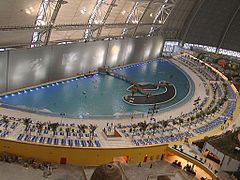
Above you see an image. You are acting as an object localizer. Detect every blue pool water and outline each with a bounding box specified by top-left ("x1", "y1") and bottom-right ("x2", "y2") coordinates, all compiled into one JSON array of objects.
[{"x1": 0, "y1": 59, "x2": 193, "y2": 118}]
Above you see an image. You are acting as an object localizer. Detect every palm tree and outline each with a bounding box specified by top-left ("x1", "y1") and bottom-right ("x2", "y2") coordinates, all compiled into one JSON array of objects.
[
  {"x1": 138, "y1": 121, "x2": 149, "y2": 137},
  {"x1": 2, "y1": 116, "x2": 9, "y2": 130},
  {"x1": 151, "y1": 122, "x2": 159, "y2": 136},
  {"x1": 65, "y1": 128, "x2": 70, "y2": 138},
  {"x1": 179, "y1": 118, "x2": 184, "y2": 124},
  {"x1": 23, "y1": 118, "x2": 31, "y2": 132},
  {"x1": 131, "y1": 86, "x2": 138, "y2": 97},
  {"x1": 162, "y1": 121, "x2": 168, "y2": 128},
  {"x1": 36, "y1": 123, "x2": 43, "y2": 135},
  {"x1": 49, "y1": 123, "x2": 59, "y2": 137},
  {"x1": 131, "y1": 123, "x2": 138, "y2": 136},
  {"x1": 89, "y1": 124, "x2": 98, "y2": 140},
  {"x1": 77, "y1": 124, "x2": 88, "y2": 138}
]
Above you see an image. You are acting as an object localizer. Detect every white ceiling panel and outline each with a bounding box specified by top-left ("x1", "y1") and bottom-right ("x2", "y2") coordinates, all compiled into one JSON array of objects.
[
  {"x1": 105, "y1": 0, "x2": 135, "y2": 24},
  {"x1": 54, "y1": 0, "x2": 97, "y2": 25},
  {"x1": 50, "y1": 29, "x2": 85, "y2": 42},
  {"x1": 0, "y1": 0, "x2": 41, "y2": 26}
]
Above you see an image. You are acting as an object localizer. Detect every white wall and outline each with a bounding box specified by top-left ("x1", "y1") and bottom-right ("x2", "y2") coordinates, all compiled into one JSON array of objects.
[
  {"x1": 0, "y1": 52, "x2": 7, "y2": 92},
  {"x1": 0, "y1": 36, "x2": 163, "y2": 93}
]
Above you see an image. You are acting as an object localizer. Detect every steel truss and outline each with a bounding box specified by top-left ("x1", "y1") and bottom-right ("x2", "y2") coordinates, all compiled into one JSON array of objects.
[
  {"x1": 0, "y1": 23, "x2": 155, "y2": 31},
  {"x1": 83, "y1": 0, "x2": 104, "y2": 41},
  {"x1": 148, "y1": 0, "x2": 177, "y2": 36},
  {"x1": 96, "y1": 0, "x2": 117, "y2": 39},
  {"x1": 31, "y1": 0, "x2": 63, "y2": 47}
]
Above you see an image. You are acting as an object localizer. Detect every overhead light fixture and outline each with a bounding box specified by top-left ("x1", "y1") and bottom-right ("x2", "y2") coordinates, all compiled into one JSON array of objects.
[
  {"x1": 29, "y1": 7, "x2": 34, "y2": 11},
  {"x1": 25, "y1": 9, "x2": 31, "y2": 15},
  {"x1": 150, "y1": 13, "x2": 153, "y2": 17},
  {"x1": 121, "y1": 10, "x2": 126, "y2": 15},
  {"x1": 80, "y1": 10, "x2": 85, "y2": 14},
  {"x1": 80, "y1": 7, "x2": 87, "y2": 14},
  {"x1": 25, "y1": 6, "x2": 35, "y2": 15}
]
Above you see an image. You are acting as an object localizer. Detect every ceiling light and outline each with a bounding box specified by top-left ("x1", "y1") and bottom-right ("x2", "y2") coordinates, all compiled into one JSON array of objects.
[
  {"x1": 29, "y1": 7, "x2": 34, "y2": 12},
  {"x1": 25, "y1": 9, "x2": 31, "y2": 15},
  {"x1": 80, "y1": 10, "x2": 85, "y2": 14},
  {"x1": 150, "y1": 13, "x2": 153, "y2": 17},
  {"x1": 121, "y1": 10, "x2": 126, "y2": 15}
]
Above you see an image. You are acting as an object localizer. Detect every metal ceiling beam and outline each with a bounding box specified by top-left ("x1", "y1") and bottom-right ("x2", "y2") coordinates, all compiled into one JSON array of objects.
[
  {"x1": 43, "y1": 0, "x2": 64, "y2": 45},
  {"x1": 96, "y1": 0, "x2": 117, "y2": 39},
  {"x1": 84, "y1": 0, "x2": 104, "y2": 41},
  {"x1": 31, "y1": 0, "x2": 51, "y2": 47},
  {"x1": 132, "y1": 0, "x2": 154, "y2": 37},
  {"x1": 121, "y1": 2, "x2": 139, "y2": 37},
  {"x1": 148, "y1": 0, "x2": 178, "y2": 36},
  {"x1": 0, "y1": 23, "x2": 154, "y2": 31},
  {"x1": 180, "y1": 0, "x2": 205, "y2": 45},
  {"x1": 0, "y1": 25, "x2": 42, "y2": 31},
  {"x1": 217, "y1": 4, "x2": 240, "y2": 51}
]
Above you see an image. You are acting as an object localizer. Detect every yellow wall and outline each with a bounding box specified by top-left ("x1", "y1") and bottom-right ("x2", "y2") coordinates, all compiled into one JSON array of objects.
[
  {"x1": 0, "y1": 138, "x2": 168, "y2": 165},
  {"x1": 0, "y1": 138, "x2": 217, "y2": 179}
]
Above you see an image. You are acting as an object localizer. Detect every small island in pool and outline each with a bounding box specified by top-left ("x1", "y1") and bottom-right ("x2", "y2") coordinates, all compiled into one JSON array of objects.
[{"x1": 123, "y1": 81, "x2": 176, "y2": 105}]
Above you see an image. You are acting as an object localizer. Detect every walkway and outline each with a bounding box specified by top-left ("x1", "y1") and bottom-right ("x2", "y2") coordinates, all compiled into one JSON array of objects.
[{"x1": 106, "y1": 69, "x2": 150, "y2": 96}]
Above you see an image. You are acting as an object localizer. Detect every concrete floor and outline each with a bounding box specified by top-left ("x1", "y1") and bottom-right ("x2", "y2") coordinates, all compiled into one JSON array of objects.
[
  {"x1": 0, "y1": 160, "x2": 198, "y2": 180},
  {"x1": 0, "y1": 162, "x2": 86, "y2": 180},
  {"x1": 121, "y1": 161, "x2": 196, "y2": 180}
]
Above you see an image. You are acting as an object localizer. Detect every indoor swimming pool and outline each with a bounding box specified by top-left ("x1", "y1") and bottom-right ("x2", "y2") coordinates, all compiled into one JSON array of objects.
[{"x1": 0, "y1": 59, "x2": 194, "y2": 118}]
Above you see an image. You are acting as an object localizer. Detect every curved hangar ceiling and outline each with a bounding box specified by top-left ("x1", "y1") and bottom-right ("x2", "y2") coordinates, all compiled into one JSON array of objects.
[
  {"x1": 0, "y1": 0, "x2": 240, "y2": 52},
  {"x1": 0, "y1": 0, "x2": 178, "y2": 48}
]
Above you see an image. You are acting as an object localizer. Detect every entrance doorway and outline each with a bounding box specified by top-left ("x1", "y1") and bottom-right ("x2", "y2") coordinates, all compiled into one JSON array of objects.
[
  {"x1": 113, "y1": 156, "x2": 129, "y2": 164},
  {"x1": 60, "y1": 157, "x2": 67, "y2": 164},
  {"x1": 143, "y1": 155, "x2": 148, "y2": 162}
]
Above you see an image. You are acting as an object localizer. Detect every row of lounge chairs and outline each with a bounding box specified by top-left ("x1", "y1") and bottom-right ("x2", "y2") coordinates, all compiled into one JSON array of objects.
[
  {"x1": 132, "y1": 132, "x2": 193, "y2": 146},
  {"x1": 0, "y1": 130, "x2": 9, "y2": 137},
  {"x1": 17, "y1": 134, "x2": 101, "y2": 147}
]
